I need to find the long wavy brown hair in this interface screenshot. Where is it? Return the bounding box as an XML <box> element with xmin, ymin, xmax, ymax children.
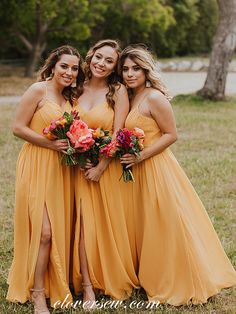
<box><xmin>84</xmin><ymin>39</ymin><xmax>121</xmax><ymax>108</ymax></box>
<box><xmin>119</xmin><ymin>45</ymin><xmax>171</xmax><ymax>100</ymax></box>
<box><xmin>38</xmin><ymin>45</ymin><xmax>85</xmax><ymax>105</ymax></box>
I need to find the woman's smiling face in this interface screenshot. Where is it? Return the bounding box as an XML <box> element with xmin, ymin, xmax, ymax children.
<box><xmin>53</xmin><ymin>54</ymin><xmax>79</xmax><ymax>87</ymax></box>
<box><xmin>90</xmin><ymin>45</ymin><xmax>118</xmax><ymax>79</ymax></box>
<box><xmin>122</xmin><ymin>57</ymin><xmax>146</xmax><ymax>89</ymax></box>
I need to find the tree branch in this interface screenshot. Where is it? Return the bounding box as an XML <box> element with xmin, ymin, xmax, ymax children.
<box><xmin>40</xmin><ymin>42</ymin><xmax>47</xmax><ymax>55</ymax></box>
<box><xmin>15</xmin><ymin>32</ymin><xmax>33</xmax><ymax>51</ymax></box>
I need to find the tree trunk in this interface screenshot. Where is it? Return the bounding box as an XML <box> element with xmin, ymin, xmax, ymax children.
<box><xmin>25</xmin><ymin>42</ymin><xmax>45</xmax><ymax>77</ymax></box>
<box><xmin>198</xmin><ymin>0</ymin><xmax>236</xmax><ymax>100</ymax></box>
<box><xmin>23</xmin><ymin>2</ymin><xmax>47</xmax><ymax>77</ymax></box>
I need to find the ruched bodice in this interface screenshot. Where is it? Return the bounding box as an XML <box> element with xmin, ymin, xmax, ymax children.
<box><xmin>125</xmin><ymin>106</ymin><xmax>161</xmax><ymax>146</ymax></box>
<box><xmin>29</xmin><ymin>100</ymin><xmax>72</xmax><ymax>133</ymax></box>
<box><xmin>77</xmin><ymin>102</ymin><xmax>114</xmax><ymax>131</ymax></box>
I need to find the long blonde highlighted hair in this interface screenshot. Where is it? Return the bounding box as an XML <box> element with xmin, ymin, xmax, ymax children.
<box><xmin>84</xmin><ymin>39</ymin><xmax>122</xmax><ymax>108</ymax></box>
<box><xmin>119</xmin><ymin>45</ymin><xmax>171</xmax><ymax>100</ymax></box>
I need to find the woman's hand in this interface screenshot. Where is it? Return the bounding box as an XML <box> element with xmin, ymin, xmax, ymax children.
<box><xmin>84</xmin><ymin>157</ymin><xmax>111</xmax><ymax>182</ymax></box>
<box><xmin>50</xmin><ymin>139</ymin><xmax>69</xmax><ymax>152</ymax></box>
<box><xmin>83</xmin><ymin>159</ymin><xmax>94</xmax><ymax>169</ymax></box>
<box><xmin>79</xmin><ymin>159</ymin><xmax>93</xmax><ymax>171</ymax></box>
<box><xmin>84</xmin><ymin>165</ymin><xmax>104</xmax><ymax>182</ymax></box>
<box><xmin>120</xmin><ymin>152</ymin><xmax>143</xmax><ymax>168</ymax></box>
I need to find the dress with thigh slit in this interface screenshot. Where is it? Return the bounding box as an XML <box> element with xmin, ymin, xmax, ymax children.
<box><xmin>72</xmin><ymin>102</ymin><xmax>139</xmax><ymax>300</ymax></box>
<box><xmin>124</xmin><ymin>104</ymin><xmax>236</xmax><ymax>305</ymax></box>
<box><xmin>7</xmin><ymin>100</ymin><xmax>74</xmax><ymax>307</ymax></box>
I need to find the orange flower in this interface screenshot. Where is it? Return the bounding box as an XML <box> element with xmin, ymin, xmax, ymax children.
<box><xmin>46</xmin><ymin>132</ymin><xmax>57</xmax><ymax>140</ymax></box>
<box><xmin>55</xmin><ymin>118</ymin><xmax>67</xmax><ymax>126</ymax></box>
<box><xmin>92</xmin><ymin>128</ymin><xmax>105</xmax><ymax>139</ymax></box>
<box><xmin>138</xmin><ymin>138</ymin><xmax>144</xmax><ymax>149</ymax></box>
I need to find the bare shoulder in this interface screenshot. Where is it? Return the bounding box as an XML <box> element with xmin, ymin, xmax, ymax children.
<box><xmin>113</xmin><ymin>83</ymin><xmax>128</xmax><ymax>106</ymax></box>
<box><xmin>147</xmin><ymin>88</ymin><xmax>171</xmax><ymax>111</ymax></box>
<box><xmin>114</xmin><ymin>83</ymin><xmax>128</xmax><ymax>96</ymax></box>
<box><xmin>21</xmin><ymin>81</ymin><xmax>45</xmax><ymax>104</ymax></box>
<box><xmin>27</xmin><ymin>81</ymin><xmax>45</xmax><ymax>95</ymax></box>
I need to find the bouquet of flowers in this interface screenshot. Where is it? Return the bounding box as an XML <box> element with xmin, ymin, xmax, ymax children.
<box><xmin>100</xmin><ymin>127</ymin><xmax>145</xmax><ymax>182</ymax></box>
<box><xmin>74</xmin><ymin>127</ymin><xmax>112</xmax><ymax>168</ymax></box>
<box><xmin>43</xmin><ymin>111</ymin><xmax>111</xmax><ymax>167</ymax></box>
<box><xmin>43</xmin><ymin>111</ymin><xmax>95</xmax><ymax>166</ymax></box>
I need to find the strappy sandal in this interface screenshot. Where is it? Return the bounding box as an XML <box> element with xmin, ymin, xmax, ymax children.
<box><xmin>81</xmin><ymin>283</ymin><xmax>97</xmax><ymax>311</ymax></box>
<box><xmin>30</xmin><ymin>288</ymin><xmax>50</xmax><ymax>314</ymax></box>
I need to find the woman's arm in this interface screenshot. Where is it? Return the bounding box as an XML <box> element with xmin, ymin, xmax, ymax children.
<box><xmin>112</xmin><ymin>84</ymin><xmax>130</xmax><ymax>137</ymax></box>
<box><xmin>13</xmin><ymin>82</ymin><xmax>69</xmax><ymax>152</ymax></box>
<box><xmin>121</xmin><ymin>90</ymin><xmax>177</xmax><ymax>168</ymax></box>
<box><xmin>84</xmin><ymin>84</ymin><xmax>130</xmax><ymax>181</ymax></box>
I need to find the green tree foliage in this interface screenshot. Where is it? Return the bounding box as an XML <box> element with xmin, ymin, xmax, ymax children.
<box><xmin>1</xmin><ymin>0</ymin><xmax>88</xmax><ymax>54</ymax></box>
<box><xmin>187</xmin><ymin>0</ymin><xmax>218</xmax><ymax>54</ymax></box>
<box><xmin>89</xmin><ymin>0</ymin><xmax>174</xmax><ymax>45</ymax></box>
<box><xmin>0</xmin><ymin>0</ymin><xmax>94</xmax><ymax>76</ymax></box>
<box><xmin>153</xmin><ymin>0</ymin><xmax>199</xmax><ymax>56</ymax></box>
<box><xmin>0</xmin><ymin>0</ymin><xmax>219</xmax><ymax>74</ymax></box>
<box><xmin>153</xmin><ymin>0</ymin><xmax>218</xmax><ymax>57</ymax></box>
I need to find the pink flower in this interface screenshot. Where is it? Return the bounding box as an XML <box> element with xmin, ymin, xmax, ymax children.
<box><xmin>66</xmin><ymin>120</ymin><xmax>95</xmax><ymax>152</ymax></box>
<box><xmin>43</xmin><ymin>127</ymin><xmax>49</xmax><ymax>135</ymax></box>
<box><xmin>116</xmin><ymin>128</ymin><xmax>133</xmax><ymax>150</ymax></box>
<box><xmin>133</xmin><ymin>127</ymin><xmax>145</xmax><ymax>139</ymax></box>
<box><xmin>100</xmin><ymin>140</ymin><xmax>119</xmax><ymax>157</ymax></box>
<box><xmin>49</xmin><ymin>121</ymin><xmax>57</xmax><ymax>131</ymax></box>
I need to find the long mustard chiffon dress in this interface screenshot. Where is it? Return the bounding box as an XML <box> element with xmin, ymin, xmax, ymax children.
<box><xmin>73</xmin><ymin>102</ymin><xmax>139</xmax><ymax>299</ymax></box>
<box><xmin>7</xmin><ymin>100</ymin><xmax>74</xmax><ymax>307</ymax></box>
<box><xmin>124</xmin><ymin>104</ymin><xmax>236</xmax><ymax>305</ymax></box>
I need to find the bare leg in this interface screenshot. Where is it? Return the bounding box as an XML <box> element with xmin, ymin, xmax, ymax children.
<box><xmin>31</xmin><ymin>206</ymin><xmax>51</xmax><ymax>313</ymax></box>
<box><xmin>79</xmin><ymin>213</ymin><xmax>96</xmax><ymax>309</ymax></box>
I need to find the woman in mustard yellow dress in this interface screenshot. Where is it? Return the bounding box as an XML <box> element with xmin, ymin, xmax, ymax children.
<box><xmin>119</xmin><ymin>45</ymin><xmax>236</xmax><ymax>305</ymax></box>
<box><xmin>73</xmin><ymin>40</ymin><xmax>139</xmax><ymax>308</ymax></box>
<box><xmin>7</xmin><ymin>46</ymin><xmax>84</xmax><ymax>313</ymax></box>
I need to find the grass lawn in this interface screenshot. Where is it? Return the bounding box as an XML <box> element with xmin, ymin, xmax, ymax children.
<box><xmin>0</xmin><ymin>95</ymin><xmax>235</xmax><ymax>313</ymax></box>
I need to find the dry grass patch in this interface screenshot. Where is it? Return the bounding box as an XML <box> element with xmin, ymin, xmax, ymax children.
<box><xmin>0</xmin><ymin>65</ymin><xmax>35</xmax><ymax>96</ymax></box>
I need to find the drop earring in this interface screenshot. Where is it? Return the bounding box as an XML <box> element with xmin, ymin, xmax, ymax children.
<box><xmin>146</xmin><ymin>80</ymin><xmax>151</xmax><ymax>88</ymax></box>
<box><xmin>71</xmin><ymin>80</ymin><xmax>77</xmax><ymax>88</ymax></box>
